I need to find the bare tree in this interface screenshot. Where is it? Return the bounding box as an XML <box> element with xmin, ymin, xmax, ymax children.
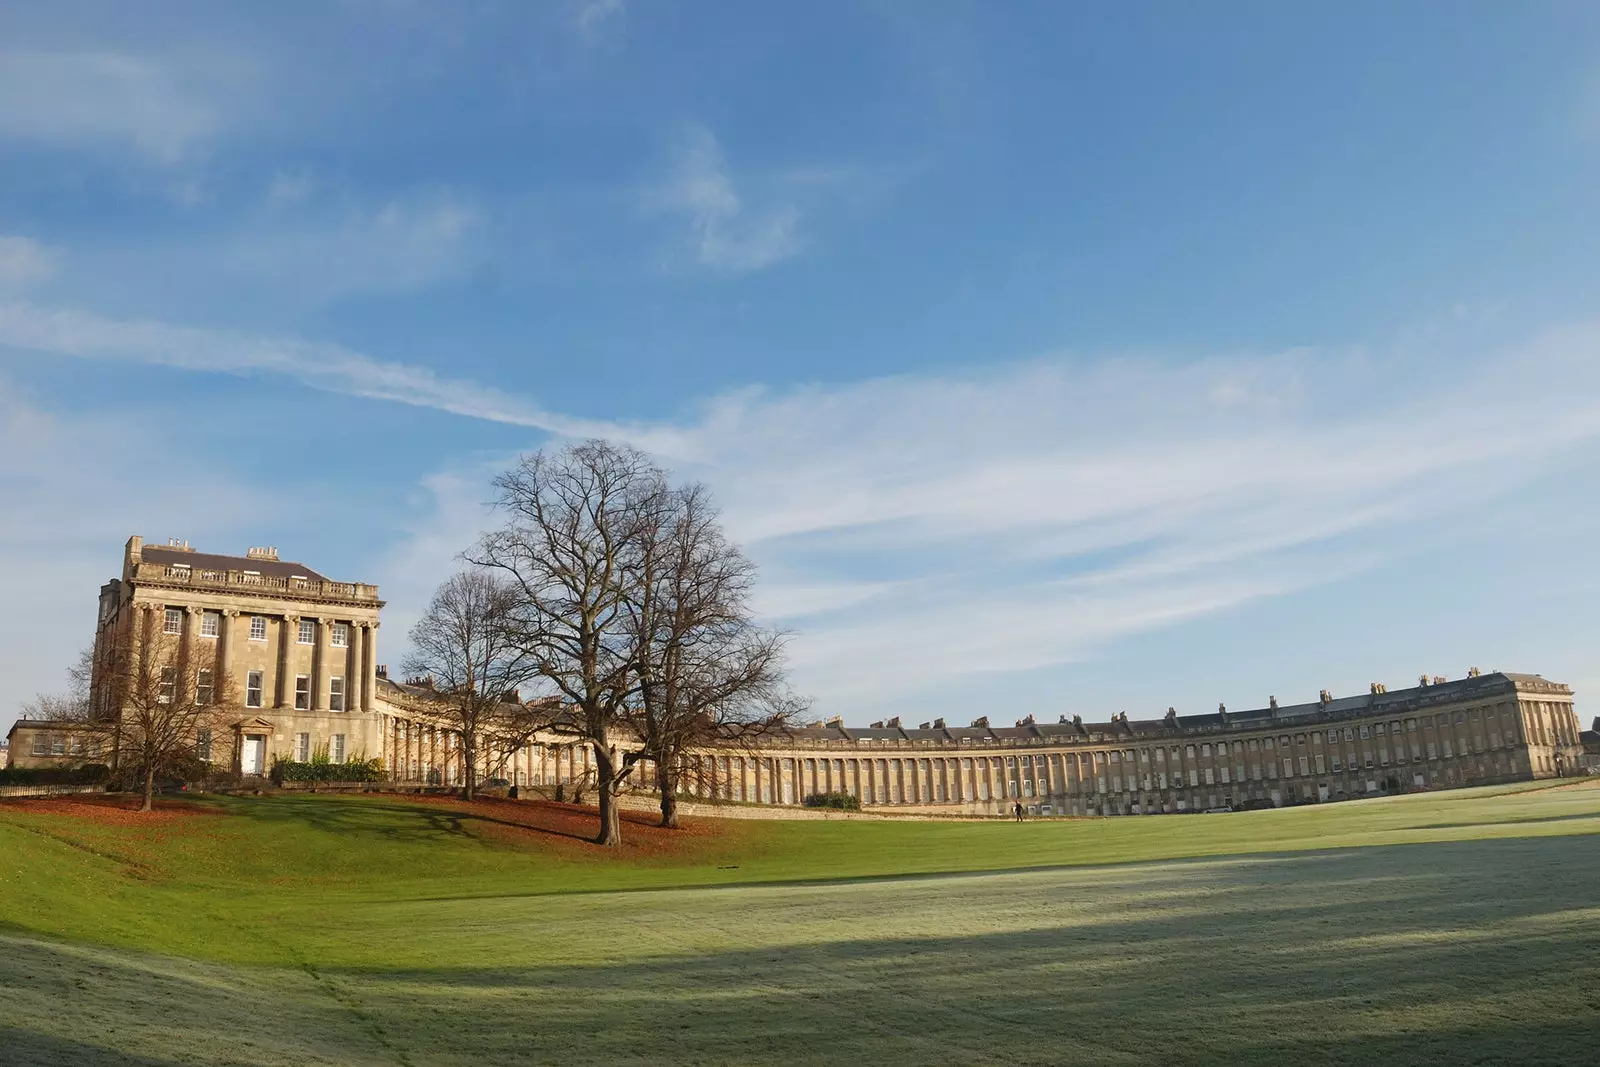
<box><xmin>469</xmin><ymin>440</ymin><xmax>665</xmax><ymax>846</ymax></box>
<box><xmin>403</xmin><ymin>570</ymin><xmax>543</xmax><ymax>801</ymax></box>
<box><xmin>102</xmin><ymin>612</ymin><xmax>230</xmax><ymax>812</ymax></box>
<box><xmin>627</xmin><ymin>483</ymin><xmax>798</xmax><ymax>828</ymax></box>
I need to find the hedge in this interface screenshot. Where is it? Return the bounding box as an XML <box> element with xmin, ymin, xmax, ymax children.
<box><xmin>802</xmin><ymin>791</ymin><xmax>861</xmax><ymax>811</ymax></box>
<box><xmin>269</xmin><ymin>757</ymin><xmax>386</xmax><ymax>784</ymax></box>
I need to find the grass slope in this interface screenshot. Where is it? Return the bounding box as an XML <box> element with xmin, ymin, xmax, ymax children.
<box><xmin>2</xmin><ymin>782</ymin><xmax>1598</xmax><ymax>1065</ymax></box>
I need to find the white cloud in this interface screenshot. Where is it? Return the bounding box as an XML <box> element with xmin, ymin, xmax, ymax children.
<box><xmin>266</xmin><ymin>169</ymin><xmax>317</xmax><ymax>206</ymax></box>
<box><xmin>0</xmin><ymin>300</ymin><xmax>611</xmax><ymax>437</ymax></box>
<box><xmin>224</xmin><ymin>192</ymin><xmax>484</xmax><ymax>299</ymax></box>
<box><xmin>0</xmin><ymin>51</ymin><xmax>229</xmax><ymax>163</ymax></box>
<box><xmin>0</xmin><ymin>375</ymin><xmax>267</xmax><ymax>733</ymax></box>
<box><xmin>574</xmin><ymin>0</ymin><xmax>625</xmax><ymax>41</ymax></box>
<box><xmin>648</xmin><ymin>125</ymin><xmax>806</xmax><ymax>274</ymax></box>
<box><xmin>9</xmin><ymin>297</ymin><xmax>1600</xmax><ymax>717</ymax></box>
<box><xmin>0</xmin><ymin>237</ymin><xmax>55</xmax><ymax>287</ymax></box>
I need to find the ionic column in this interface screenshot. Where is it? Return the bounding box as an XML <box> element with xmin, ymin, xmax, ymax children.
<box><xmin>217</xmin><ymin>609</ymin><xmax>239</xmax><ymax>706</ymax></box>
<box><xmin>344</xmin><ymin>620</ymin><xmax>361</xmax><ymax>713</ymax></box>
<box><xmin>310</xmin><ymin>618</ymin><xmax>329</xmax><ymax>710</ymax></box>
<box><xmin>180</xmin><ymin>605</ymin><xmax>200</xmax><ymax>670</ymax></box>
<box><xmin>362</xmin><ymin>622</ymin><xmax>379</xmax><ymax>711</ymax></box>
<box><xmin>276</xmin><ymin>614</ymin><xmax>299</xmax><ymax>709</ymax></box>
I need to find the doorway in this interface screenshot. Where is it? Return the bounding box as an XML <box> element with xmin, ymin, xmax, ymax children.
<box><xmin>242</xmin><ymin>735</ymin><xmax>266</xmax><ymax>776</ymax></box>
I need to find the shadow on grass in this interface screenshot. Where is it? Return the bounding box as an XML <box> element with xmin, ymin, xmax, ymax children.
<box><xmin>223</xmin><ymin>792</ymin><xmax>673</xmax><ymax>849</ymax></box>
<box><xmin>343</xmin><ymin>836</ymin><xmax>1600</xmax><ymax>1065</ymax></box>
<box><xmin>0</xmin><ymin>1026</ymin><xmax>188</xmax><ymax>1067</ymax></box>
<box><xmin>2</xmin><ymin>835</ymin><xmax>1598</xmax><ymax>1065</ymax></box>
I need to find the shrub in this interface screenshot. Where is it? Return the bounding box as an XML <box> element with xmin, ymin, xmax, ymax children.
<box><xmin>802</xmin><ymin>791</ymin><xmax>861</xmax><ymax>811</ymax></box>
<box><xmin>0</xmin><ymin>763</ymin><xmax>111</xmax><ymax>786</ymax></box>
<box><xmin>269</xmin><ymin>756</ymin><xmax>386</xmax><ymax>785</ymax></box>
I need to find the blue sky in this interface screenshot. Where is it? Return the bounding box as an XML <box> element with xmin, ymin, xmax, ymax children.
<box><xmin>3</xmin><ymin>2</ymin><xmax>1600</xmax><ymax>732</ymax></box>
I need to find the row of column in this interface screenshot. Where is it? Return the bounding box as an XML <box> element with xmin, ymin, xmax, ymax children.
<box><xmin>138</xmin><ymin>603</ymin><xmax>379</xmax><ymax>713</ymax></box>
<box><xmin>267</xmin><ymin>613</ymin><xmax>379</xmax><ymax>713</ymax></box>
<box><xmin>387</xmin><ymin>717</ymin><xmax>464</xmax><ymax>783</ymax></box>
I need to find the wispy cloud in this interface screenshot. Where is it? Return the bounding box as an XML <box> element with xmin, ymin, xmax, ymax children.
<box><xmin>0</xmin><ymin>237</ymin><xmax>55</xmax><ymax>287</ymax></box>
<box><xmin>648</xmin><ymin>125</ymin><xmax>806</xmax><ymax>274</ymax></box>
<box><xmin>0</xmin><ymin>51</ymin><xmax>233</xmax><ymax>163</ymax></box>
<box><xmin>8</xmin><ymin>296</ymin><xmax>1600</xmax><ymax>715</ymax></box>
<box><xmin>0</xmin><ymin>374</ymin><xmax>266</xmax><ymax>727</ymax></box>
<box><xmin>229</xmin><ymin>191</ymin><xmax>484</xmax><ymax>299</ymax></box>
<box><xmin>574</xmin><ymin>0</ymin><xmax>625</xmax><ymax>43</ymax></box>
<box><xmin>0</xmin><ymin>300</ymin><xmax>607</xmax><ymax>436</ymax></box>
<box><xmin>265</xmin><ymin>168</ymin><xmax>317</xmax><ymax>206</ymax></box>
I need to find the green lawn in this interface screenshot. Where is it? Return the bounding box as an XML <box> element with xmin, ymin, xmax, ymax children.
<box><xmin>2</xmin><ymin>782</ymin><xmax>1599</xmax><ymax>1065</ymax></box>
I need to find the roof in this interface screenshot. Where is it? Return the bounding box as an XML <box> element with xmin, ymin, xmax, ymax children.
<box><xmin>6</xmin><ymin>719</ymin><xmax>99</xmax><ymax>739</ymax></box>
<box><xmin>141</xmin><ymin>545</ymin><xmax>330</xmax><ymax>583</ymax></box>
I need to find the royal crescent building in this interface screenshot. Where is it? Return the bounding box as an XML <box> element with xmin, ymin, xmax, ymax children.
<box><xmin>5</xmin><ymin>536</ymin><xmax>1588</xmax><ymax>816</ymax></box>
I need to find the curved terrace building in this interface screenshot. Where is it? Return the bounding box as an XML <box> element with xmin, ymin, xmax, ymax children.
<box><xmin>5</xmin><ymin>536</ymin><xmax>1585</xmax><ymax>816</ymax></box>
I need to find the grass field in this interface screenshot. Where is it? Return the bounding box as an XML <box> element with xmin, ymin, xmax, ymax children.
<box><xmin>2</xmin><ymin>782</ymin><xmax>1599</xmax><ymax>1065</ymax></box>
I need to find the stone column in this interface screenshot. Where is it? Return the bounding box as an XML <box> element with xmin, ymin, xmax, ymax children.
<box><xmin>361</xmin><ymin>622</ymin><xmax>379</xmax><ymax>711</ymax></box>
<box><xmin>311</xmin><ymin>617</ymin><xmax>328</xmax><ymax>711</ymax></box>
<box><xmin>344</xmin><ymin>620</ymin><xmax>361</xmax><ymax>713</ymax></box>
<box><xmin>217</xmin><ymin>609</ymin><xmax>238</xmax><ymax>706</ymax></box>
<box><xmin>180</xmin><ymin>604</ymin><xmax>199</xmax><ymax>666</ymax></box>
<box><xmin>276</xmin><ymin>614</ymin><xmax>298</xmax><ymax>709</ymax></box>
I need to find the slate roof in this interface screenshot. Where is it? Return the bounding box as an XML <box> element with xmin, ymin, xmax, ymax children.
<box><xmin>142</xmin><ymin>545</ymin><xmax>331</xmax><ymax>582</ymax></box>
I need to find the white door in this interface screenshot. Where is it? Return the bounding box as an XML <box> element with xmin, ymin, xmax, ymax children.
<box><xmin>242</xmin><ymin>736</ymin><xmax>265</xmax><ymax>775</ymax></box>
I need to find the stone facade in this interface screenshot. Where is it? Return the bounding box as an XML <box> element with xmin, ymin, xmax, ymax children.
<box><xmin>4</xmin><ymin>536</ymin><xmax>1586</xmax><ymax>817</ymax></box>
<box><xmin>447</xmin><ymin>671</ymin><xmax>1585</xmax><ymax>816</ymax></box>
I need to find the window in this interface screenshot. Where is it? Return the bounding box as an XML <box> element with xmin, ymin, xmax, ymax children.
<box><xmin>295</xmin><ymin>733</ymin><xmax>310</xmax><ymax>762</ymax></box>
<box><xmin>164</xmin><ymin>608</ymin><xmax>183</xmax><ymax>634</ymax></box>
<box><xmin>158</xmin><ymin>666</ymin><xmax>176</xmax><ymax>704</ymax></box>
<box><xmin>31</xmin><ymin>735</ymin><xmax>47</xmax><ymax>756</ymax></box>
<box><xmin>294</xmin><ymin>675</ymin><xmax>311</xmax><ymax>711</ymax></box>
<box><xmin>196</xmin><ymin>728</ymin><xmax>212</xmax><ymax>762</ymax></box>
<box><xmin>330</xmin><ymin>676</ymin><xmax>345</xmax><ymax>712</ymax></box>
<box><xmin>332</xmin><ymin>734</ymin><xmax>346</xmax><ymax>763</ymax></box>
<box><xmin>196</xmin><ymin>669</ymin><xmax>214</xmax><ymax>705</ymax></box>
<box><xmin>200</xmin><ymin>612</ymin><xmax>220</xmax><ymax>638</ymax></box>
<box><xmin>249</xmin><ymin>616</ymin><xmax>267</xmax><ymax>641</ymax></box>
<box><xmin>51</xmin><ymin>736</ymin><xmax>66</xmax><ymax>756</ymax></box>
<box><xmin>331</xmin><ymin>623</ymin><xmax>349</xmax><ymax>648</ymax></box>
<box><xmin>246</xmin><ymin>670</ymin><xmax>263</xmax><ymax>708</ymax></box>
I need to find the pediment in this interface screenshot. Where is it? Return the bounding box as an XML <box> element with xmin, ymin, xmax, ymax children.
<box><xmin>234</xmin><ymin>716</ymin><xmax>275</xmax><ymax>731</ymax></box>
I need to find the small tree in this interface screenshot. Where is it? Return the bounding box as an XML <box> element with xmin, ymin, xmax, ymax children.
<box><xmin>627</xmin><ymin>482</ymin><xmax>798</xmax><ymax>828</ymax></box>
<box><xmin>103</xmin><ymin>612</ymin><xmax>230</xmax><ymax>812</ymax></box>
<box><xmin>403</xmin><ymin>571</ymin><xmax>542</xmax><ymax>801</ymax></box>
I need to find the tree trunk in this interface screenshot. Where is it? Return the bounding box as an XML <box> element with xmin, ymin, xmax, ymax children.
<box><xmin>140</xmin><ymin>765</ymin><xmax>155</xmax><ymax>813</ymax></box>
<box><xmin>462</xmin><ymin>735</ymin><xmax>476</xmax><ymax>802</ymax></box>
<box><xmin>592</xmin><ymin>744</ymin><xmax>622</xmax><ymax>847</ymax></box>
<box><xmin>657</xmin><ymin>762</ymin><xmax>679</xmax><ymax>829</ymax></box>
